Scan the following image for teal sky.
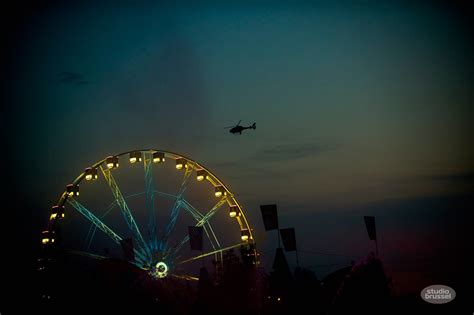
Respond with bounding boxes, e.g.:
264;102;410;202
5;1;473;291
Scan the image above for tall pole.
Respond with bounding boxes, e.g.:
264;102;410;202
201;245;205;267
277;229;281;248
295;247;300;267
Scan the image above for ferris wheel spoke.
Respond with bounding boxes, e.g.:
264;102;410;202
163;198;226;261
197;197;228;227
67;198;148;264
68;249;148;267
196;198;226;262
203;224;221;262
68;199;123;244
163;235;189;261
179;199;203;221
171;274;199;281
180;200;220;252
83;198;126;251
143;154;158;251
162;166;193;250
100;166;152;263
83;223;96;250
67;250;107;260
84;224;98;251
177;242;246;265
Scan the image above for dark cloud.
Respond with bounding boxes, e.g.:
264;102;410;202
211;142;332;170
255;142;333;161
419;171;474;184
209;160;285;181
58;72;90;85
208;142;332;184
211;142;333;178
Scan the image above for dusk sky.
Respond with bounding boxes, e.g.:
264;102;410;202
4;1;473;295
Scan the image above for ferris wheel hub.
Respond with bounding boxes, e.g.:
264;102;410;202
154;261;169;278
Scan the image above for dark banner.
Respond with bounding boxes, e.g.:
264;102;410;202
280;227;297;251
260;204;279;231
120;238;135;261
364;216;377;241
188;226;203;251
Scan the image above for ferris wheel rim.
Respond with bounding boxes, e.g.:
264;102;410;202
53;149;254;241
43;148;258;274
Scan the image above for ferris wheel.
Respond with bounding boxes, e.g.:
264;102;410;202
41;149;258;280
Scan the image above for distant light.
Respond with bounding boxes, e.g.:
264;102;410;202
277;297;281;302
50;205;65;220
41;231;55;245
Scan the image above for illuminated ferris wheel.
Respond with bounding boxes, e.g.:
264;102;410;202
41;149;258;280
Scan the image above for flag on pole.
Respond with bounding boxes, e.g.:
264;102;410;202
260;204;279;231
272;248;291;276
280;228;297;251
364;216;377;241
120;238;135;261
188;226;203;251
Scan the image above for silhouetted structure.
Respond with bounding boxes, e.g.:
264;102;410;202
326;255;391;315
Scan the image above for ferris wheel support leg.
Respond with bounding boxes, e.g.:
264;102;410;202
100;166;152;264
143;154;158;252
177;242;246;265
163;234;189;261
83;223;96;250
180;200;220;259
163;198;227;261
162;166;193;251
67;198;148;265
181;201;219;247
197;197;228;227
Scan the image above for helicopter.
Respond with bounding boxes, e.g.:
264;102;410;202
224;120;256;135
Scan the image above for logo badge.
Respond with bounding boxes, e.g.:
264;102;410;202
421;285;455;304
